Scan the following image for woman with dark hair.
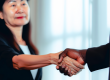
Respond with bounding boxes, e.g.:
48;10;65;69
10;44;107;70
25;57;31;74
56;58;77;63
0;0;84;80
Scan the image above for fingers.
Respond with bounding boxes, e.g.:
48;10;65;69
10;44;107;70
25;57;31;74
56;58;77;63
71;59;84;69
64;67;68;75
62;64;79;74
66;63;81;72
56;64;81;77
58;66;72;76
64;66;80;76
62;56;84;71
71;71;76;75
58;56;64;63
58;49;68;63
60;66;78;77
57;51;84;77
56;57;84;77
77;57;85;65
59;66;66;73
56;65;59;70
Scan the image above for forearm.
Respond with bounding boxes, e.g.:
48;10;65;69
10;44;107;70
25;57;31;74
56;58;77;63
12;53;58;70
79;49;87;62
20;63;51;70
85;43;110;71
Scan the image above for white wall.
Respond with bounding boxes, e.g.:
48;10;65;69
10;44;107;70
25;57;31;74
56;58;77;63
29;0;109;80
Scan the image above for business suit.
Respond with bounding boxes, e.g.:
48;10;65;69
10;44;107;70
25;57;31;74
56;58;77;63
85;43;110;72
0;35;42;80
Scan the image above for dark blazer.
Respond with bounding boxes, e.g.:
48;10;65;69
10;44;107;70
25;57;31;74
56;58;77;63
85;43;110;72
0;35;42;80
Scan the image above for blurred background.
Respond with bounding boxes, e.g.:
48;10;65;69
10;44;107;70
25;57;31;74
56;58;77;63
29;0;110;80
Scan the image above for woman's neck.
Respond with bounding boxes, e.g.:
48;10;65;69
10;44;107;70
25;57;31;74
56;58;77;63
5;24;24;44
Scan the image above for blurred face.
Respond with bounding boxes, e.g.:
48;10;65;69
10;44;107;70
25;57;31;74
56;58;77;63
0;0;30;27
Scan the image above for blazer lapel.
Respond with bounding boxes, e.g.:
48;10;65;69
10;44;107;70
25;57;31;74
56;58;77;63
17;45;34;80
35;68;42;80
17;44;42;80
28;46;42;80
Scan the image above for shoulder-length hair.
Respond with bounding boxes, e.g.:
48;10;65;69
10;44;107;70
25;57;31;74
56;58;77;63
0;19;39;55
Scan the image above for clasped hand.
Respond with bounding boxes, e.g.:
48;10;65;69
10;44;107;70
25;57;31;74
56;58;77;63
56;56;84;76
55;49;85;77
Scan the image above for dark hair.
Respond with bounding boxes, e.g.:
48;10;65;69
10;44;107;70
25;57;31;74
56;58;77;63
0;0;38;55
0;0;30;11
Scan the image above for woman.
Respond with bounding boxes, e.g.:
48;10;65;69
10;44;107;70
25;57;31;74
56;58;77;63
0;0;84;80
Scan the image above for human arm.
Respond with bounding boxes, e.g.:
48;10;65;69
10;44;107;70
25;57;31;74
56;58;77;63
85;43;110;71
57;43;110;72
0;37;59;70
12;53;59;70
0;37;83;72
13;52;84;72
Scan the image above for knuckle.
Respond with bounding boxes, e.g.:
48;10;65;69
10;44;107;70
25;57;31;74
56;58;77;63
76;68;80;71
77;64;81;68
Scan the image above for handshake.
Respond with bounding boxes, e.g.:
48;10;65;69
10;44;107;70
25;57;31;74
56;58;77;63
50;48;87;77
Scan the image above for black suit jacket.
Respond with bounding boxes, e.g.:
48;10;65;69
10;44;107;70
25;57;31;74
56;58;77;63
0;35;42;80
86;43;110;72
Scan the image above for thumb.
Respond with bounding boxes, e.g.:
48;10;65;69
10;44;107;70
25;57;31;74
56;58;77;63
77;57;85;65
58;56;64;63
56;65;59;70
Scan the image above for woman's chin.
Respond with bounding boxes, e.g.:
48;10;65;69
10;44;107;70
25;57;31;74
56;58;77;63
14;22;29;26
13;23;28;27
14;20;29;25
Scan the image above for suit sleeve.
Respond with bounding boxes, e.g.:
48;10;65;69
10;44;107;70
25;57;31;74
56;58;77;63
85;43;110;72
0;37;19;69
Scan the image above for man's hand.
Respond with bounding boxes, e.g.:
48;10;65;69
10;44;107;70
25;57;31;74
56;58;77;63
58;48;87;65
56;48;87;76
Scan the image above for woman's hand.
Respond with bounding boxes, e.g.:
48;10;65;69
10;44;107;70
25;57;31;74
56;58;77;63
50;51;84;77
57;56;84;76
49;51;63;65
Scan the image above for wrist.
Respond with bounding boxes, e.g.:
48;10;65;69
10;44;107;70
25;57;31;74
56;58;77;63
48;53;59;65
48;53;53;64
78;50;87;63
